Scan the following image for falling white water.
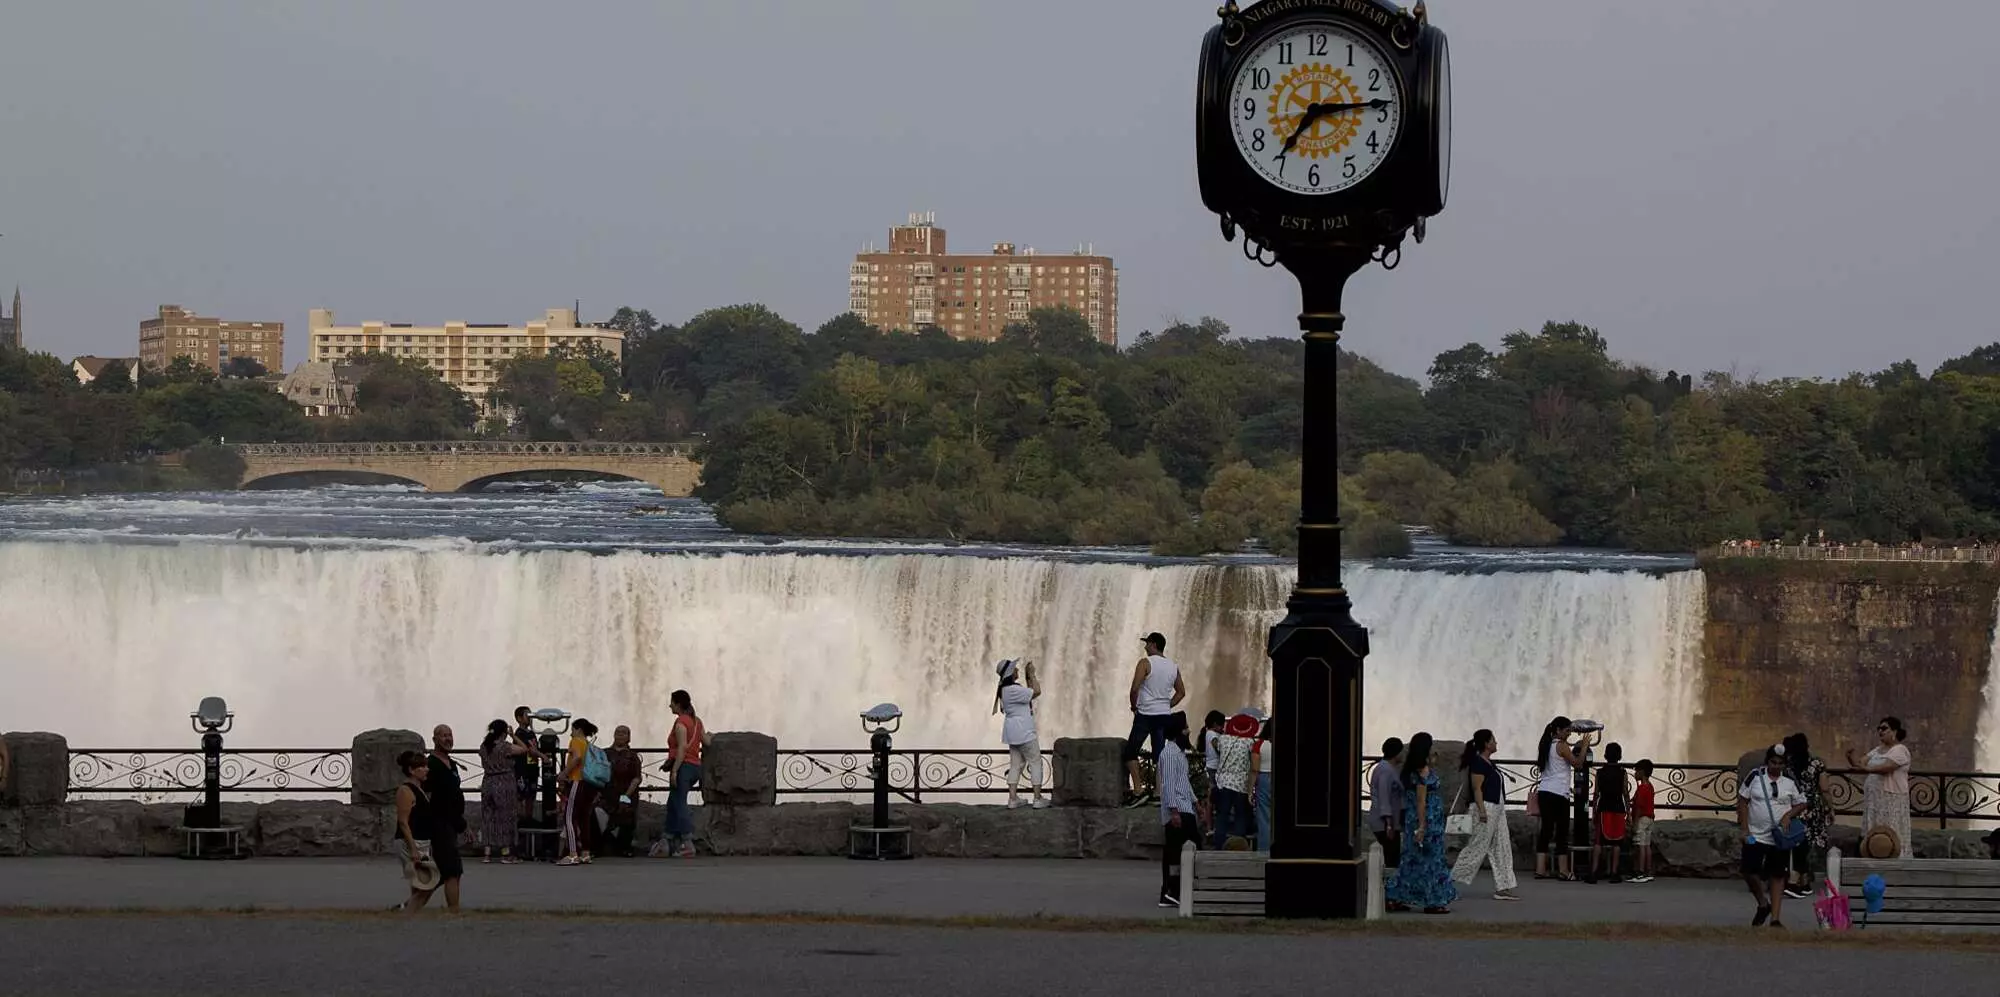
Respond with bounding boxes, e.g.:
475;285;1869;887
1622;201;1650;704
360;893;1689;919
1347;565;1707;763
0;540;1707;761
1976;591;2000;774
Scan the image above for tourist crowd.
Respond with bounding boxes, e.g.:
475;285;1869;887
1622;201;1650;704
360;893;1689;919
389;688;710;914
1081;631;1937;925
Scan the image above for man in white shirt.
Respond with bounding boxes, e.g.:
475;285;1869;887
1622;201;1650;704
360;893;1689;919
1737;745;1807;928
1123;632;1185;807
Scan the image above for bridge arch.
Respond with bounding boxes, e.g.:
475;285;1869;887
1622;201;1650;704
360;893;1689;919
457;468;660;494
242;469;431;491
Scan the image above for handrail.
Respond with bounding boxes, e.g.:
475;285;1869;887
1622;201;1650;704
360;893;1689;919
63;747;2000;826
232;441;696;458
1704;544;2000;564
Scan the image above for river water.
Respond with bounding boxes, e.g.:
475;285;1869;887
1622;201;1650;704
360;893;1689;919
0;483;1708;761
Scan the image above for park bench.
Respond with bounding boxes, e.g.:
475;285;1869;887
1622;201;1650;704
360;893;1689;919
1178;841;1386;919
1829;848;2000;927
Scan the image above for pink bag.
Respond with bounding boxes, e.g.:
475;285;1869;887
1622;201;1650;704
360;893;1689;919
1813;878;1853;931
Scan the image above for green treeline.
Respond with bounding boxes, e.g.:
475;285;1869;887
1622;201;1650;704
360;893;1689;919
13;305;2000;556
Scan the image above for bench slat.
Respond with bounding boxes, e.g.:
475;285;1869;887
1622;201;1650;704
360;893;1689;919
1843;887;2000;901
1198;854;1270;868
1193;904;1266;916
1848;911;2000;925
1841;870;2000;888
1849;898;2000;913
1194;883;1268;894
1194;872;1266;882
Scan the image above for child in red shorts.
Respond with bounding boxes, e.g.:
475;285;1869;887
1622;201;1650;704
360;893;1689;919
1591;742;1631;884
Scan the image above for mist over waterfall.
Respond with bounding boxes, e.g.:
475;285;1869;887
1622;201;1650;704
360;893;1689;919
0;540;1705;759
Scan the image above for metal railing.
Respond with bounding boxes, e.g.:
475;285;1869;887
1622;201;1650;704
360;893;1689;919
65;747;1051;804
232;441;694;458
1358;758;2000;828
776;749;1052;801
64;748;1999;825
1705;544;2000;564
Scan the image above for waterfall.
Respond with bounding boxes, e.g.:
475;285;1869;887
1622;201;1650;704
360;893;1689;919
0;541;1706;760
1978;591;2000;773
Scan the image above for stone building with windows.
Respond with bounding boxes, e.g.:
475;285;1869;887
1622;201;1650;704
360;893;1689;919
138;305;284;375
0;287;20;350
848;214;1118;344
307;307;623;409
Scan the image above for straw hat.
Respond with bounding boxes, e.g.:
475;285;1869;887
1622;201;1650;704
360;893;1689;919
406;847;441;890
1861;826;1901;860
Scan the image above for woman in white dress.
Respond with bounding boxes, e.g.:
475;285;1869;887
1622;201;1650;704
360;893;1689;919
1846;716;1913;859
994;659;1046;809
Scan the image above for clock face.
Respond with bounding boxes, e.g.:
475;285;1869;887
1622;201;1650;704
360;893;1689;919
1434;32;1452;210
1228;22;1404;196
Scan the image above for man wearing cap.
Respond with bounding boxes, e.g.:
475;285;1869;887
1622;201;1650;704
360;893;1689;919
1124;632;1186;807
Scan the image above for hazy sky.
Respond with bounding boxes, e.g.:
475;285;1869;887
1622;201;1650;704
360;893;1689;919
3;1;1996;383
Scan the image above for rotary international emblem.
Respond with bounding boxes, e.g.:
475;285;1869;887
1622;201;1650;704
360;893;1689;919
1267;64;1364;159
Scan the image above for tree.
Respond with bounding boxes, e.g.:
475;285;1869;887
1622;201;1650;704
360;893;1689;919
1352;451;1455;525
183;443;246;489
87;359;135;394
1432;459;1563;546
159;356;218;386
221;357;268;379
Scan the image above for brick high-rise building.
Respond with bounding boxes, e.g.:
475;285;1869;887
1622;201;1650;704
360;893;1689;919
848;213;1119;345
139;305;285;375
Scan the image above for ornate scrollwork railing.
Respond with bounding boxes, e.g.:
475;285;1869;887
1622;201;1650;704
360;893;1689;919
68;749;357;796
1358;757;2000;827
62;747;2000;824
777;749;1051;802
232;441;695;458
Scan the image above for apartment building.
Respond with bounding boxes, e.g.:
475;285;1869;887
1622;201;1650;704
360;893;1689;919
848;213;1119;345
307;307;623;407
138;305;285;374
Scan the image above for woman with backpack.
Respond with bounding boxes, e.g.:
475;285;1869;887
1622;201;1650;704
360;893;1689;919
558;718;603;866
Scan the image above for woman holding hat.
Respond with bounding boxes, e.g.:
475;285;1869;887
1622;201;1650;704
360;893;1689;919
994;659;1047;809
394;750;446;913
1847;717;1913;859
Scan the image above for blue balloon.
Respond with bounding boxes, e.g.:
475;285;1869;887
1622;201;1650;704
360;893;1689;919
1862;873;1887;914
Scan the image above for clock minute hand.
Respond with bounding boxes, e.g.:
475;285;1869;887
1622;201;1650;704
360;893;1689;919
1275;100;1392;158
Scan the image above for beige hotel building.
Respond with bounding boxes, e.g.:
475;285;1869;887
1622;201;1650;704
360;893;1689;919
308;307;623;407
139;305;285;374
849;213;1118;345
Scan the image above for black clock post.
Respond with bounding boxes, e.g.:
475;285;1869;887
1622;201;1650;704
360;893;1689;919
1196;0;1450;920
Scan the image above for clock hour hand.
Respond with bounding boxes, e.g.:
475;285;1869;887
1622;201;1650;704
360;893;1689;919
1273;100;1392;159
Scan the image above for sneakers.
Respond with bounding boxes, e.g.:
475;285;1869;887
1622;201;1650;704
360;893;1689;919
1629;874;1653;884
1782;886;1812;900
1158;894;1180;908
1493;890;1521;901
1123;792;1155;809
1751;905;1771;927
1007;799;1024;810
1031;798;1050;809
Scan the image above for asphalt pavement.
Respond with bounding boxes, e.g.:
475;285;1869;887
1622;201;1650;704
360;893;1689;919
0;856;1760;924
1;915;1994;997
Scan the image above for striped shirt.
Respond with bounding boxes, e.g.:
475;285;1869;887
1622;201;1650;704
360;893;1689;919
1158;746;1197;823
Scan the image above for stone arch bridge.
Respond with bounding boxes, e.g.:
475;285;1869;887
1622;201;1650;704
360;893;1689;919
234;441;702;494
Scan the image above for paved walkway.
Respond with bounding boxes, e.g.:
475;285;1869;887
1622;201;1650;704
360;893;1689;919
2;916;1993;997
0;856;1760;924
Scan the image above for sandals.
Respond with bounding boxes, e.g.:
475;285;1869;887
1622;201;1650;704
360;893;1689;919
556;856;581;866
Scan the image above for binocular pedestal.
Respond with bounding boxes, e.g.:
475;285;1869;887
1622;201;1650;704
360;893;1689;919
848;726;912;861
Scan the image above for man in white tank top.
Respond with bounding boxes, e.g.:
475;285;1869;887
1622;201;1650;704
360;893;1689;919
1124;632;1186;806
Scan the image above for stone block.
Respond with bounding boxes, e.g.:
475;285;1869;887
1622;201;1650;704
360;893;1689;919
137;804;188;857
1078;806;1160;860
258;800;386;857
1053;737;1125;808
898;804;969;857
1651;818;1743;878
701;802;852;856
350;729;423;805
51;801;148;856
958;804;1084;858
2;732;70;806
703;732;777;806
0;806;24;856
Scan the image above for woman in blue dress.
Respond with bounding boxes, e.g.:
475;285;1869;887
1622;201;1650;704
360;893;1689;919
1386;731;1457;914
